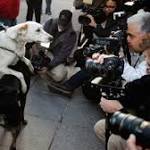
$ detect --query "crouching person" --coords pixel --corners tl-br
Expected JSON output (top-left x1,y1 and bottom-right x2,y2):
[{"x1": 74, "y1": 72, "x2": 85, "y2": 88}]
[{"x1": 37, "y1": 9, "x2": 77, "y2": 82}]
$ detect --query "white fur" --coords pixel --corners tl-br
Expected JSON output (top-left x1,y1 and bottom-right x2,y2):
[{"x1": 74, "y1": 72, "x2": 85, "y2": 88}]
[{"x1": 0, "y1": 21, "x2": 53, "y2": 93}]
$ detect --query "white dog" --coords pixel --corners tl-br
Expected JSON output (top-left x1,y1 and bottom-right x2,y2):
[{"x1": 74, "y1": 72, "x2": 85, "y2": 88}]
[{"x1": 0, "y1": 21, "x2": 53, "y2": 93}]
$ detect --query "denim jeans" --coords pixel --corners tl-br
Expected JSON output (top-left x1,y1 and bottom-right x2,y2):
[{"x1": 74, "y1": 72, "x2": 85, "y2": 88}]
[
  {"x1": 64, "y1": 69, "x2": 91, "y2": 90},
  {"x1": 0, "y1": 18, "x2": 16, "y2": 30},
  {"x1": 45, "y1": 0, "x2": 52, "y2": 13}
]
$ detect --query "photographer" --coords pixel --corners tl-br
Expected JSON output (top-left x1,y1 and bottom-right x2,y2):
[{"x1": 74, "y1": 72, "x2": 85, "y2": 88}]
[
  {"x1": 77, "y1": 0, "x2": 122, "y2": 46},
  {"x1": 94, "y1": 11, "x2": 150, "y2": 150}
]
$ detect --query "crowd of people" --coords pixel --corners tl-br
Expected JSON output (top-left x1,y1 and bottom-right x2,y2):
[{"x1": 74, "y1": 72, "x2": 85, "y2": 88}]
[{"x1": 0, "y1": 0, "x2": 150, "y2": 150}]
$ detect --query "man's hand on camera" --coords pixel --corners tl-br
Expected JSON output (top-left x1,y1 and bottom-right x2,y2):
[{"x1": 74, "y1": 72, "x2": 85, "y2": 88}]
[
  {"x1": 126, "y1": 134, "x2": 143, "y2": 150},
  {"x1": 92, "y1": 53, "x2": 115, "y2": 64},
  {"x1": 36, "y1": 67, "x2": 48, "y2": 75},
  {"x1": 86, "y1": 14, "x2": 97, "y2": 28},
  {"x1": 99, "y1": 97, "x2": 123, "y2": 113}
]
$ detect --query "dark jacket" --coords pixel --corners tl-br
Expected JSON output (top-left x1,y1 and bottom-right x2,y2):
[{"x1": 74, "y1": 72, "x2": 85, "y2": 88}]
[
  {"x1": 94, "y1": 15, "x2": 119, "y2": 37},
  {"x1": 44, "y1": 18, "x2": 77, "y2": 70},
  {"x1": 119, "y1": 75, "x2": 150, "y2": 121}
]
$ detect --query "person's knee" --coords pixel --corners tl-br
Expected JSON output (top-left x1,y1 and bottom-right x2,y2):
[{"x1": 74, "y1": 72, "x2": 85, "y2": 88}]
[
  {"x1": 94, "y1": 119, "x2": 105, "y2": 143},
  {"x1": 48, "y1": 65, "x2": 67, "y2": 82},
  {"x1": 108, "y1": 134, "x2": 126, "y2": 150}
]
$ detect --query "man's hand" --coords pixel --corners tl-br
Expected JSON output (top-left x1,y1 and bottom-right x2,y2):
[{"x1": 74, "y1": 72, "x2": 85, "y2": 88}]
[
  {"x1": 86, "y1": 14, "x2": 97, "y2": 28},
  {"x1": 92, "y1": 53, "x2": 115, "y2": 64},
  {"x1": 126, "y1": 134, "x2": 143, "y2": 150},
  {"x1": 99, "y1": 97, "x2": 123, "y2": 113}
]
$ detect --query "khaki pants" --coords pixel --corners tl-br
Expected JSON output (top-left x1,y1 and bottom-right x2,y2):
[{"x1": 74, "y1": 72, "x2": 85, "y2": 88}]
[
  {"x1": 94, "y1": 119, "x2": 126, "y2": 150},
  {"x1": 46, "y1": 52, "x2": 80, "y2": 82}
]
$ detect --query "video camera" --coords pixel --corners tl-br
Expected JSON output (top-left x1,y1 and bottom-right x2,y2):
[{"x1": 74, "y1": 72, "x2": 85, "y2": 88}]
[
  {"x1": 83, "y1": 29, "x2": 124, "y2": 58},
  {"x1": 109, "y1": 111, "x2": 150, "y2": 148},
  {"x1": 78, "y1": 8, "x2": 107, "y2": 25},
  {"x1": 85, "y1": 56, "x2": 124, "y2": 84}
]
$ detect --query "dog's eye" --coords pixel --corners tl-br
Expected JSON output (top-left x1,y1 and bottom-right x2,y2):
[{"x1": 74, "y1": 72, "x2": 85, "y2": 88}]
[{"x1": 36, "y1": 28, "x2": 41, "y2": 32}]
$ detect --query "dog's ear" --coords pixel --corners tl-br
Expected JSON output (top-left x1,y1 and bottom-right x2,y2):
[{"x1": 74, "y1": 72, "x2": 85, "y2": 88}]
[
  {"x1": 6, "y1": 23, "x2": 28, "y2": 40},
  {"x1": 18, "y1": 24, "x2": 28, "y2": 36}
]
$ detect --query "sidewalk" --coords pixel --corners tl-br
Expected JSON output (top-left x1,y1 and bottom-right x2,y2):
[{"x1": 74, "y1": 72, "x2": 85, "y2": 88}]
[{"x1": 0, "y1": 0, "x2": 105, "y2": 150}]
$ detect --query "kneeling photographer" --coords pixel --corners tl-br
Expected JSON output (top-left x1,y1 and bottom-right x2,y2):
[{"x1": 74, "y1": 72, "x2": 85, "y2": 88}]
[
  {"x1": 94, "y1": 11, "x2": 150, "y2": 150},
  {"x1": 77, "y1": 0, "x2": 122, "y2": 44}
]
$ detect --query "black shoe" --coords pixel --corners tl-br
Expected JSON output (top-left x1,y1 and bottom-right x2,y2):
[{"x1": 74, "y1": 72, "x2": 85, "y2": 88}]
[
  {"x1": 48, "y1": 82, "x2": 73, "y2": 98},
  {"x1": 45, "y1": 11, "x2": 52, "y2": 15}
]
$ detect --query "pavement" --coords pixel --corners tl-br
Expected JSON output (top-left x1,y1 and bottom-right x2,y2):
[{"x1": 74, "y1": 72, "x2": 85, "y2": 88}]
[{"x1": 0, "y1": 0, "x2": 105, "y2": 150}]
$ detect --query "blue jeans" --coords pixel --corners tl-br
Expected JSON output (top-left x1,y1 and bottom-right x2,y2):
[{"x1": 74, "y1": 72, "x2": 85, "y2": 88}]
[
  {"x1": 45, "y1": 0, "x2": 52, "y2": 13},
  {"x1": 64, "y1": 69, "x2": 91, "y2": 90},
  {"x1": 0, "y1": 18, "x2": 17, "y2": 30}
]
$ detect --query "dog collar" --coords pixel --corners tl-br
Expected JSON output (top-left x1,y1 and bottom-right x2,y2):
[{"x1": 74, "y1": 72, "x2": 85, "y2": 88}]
[{"x1": 0, "y1": 46, "x2": 21, "y2": 59}]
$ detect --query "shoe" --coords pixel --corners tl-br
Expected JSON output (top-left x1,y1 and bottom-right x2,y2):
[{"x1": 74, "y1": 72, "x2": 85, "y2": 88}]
[
  {"x1": 45, "y1": 11, "x2": 52, "y2": 15},
  {"x1": 48, "y1": 82, "x2": 73, "y2": 98}
]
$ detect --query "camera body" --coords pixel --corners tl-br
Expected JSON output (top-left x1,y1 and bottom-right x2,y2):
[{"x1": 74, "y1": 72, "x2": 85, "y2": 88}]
[
  {"x1": 83, "y1": 30, "x2": 123, "y2": 58},
  {"x1": 85, "y1": 56, "x2": 124, "y2": 84},
  {"x1": 110, "y1": 111, "x2": 150, "y2": 148},
  {"x1": 83, "y1": 44, "x2": 105, "y2": 57}
]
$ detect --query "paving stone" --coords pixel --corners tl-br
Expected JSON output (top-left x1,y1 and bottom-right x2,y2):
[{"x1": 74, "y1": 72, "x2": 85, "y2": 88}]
[{"x1": 50, "y1": 124, "x2": 105, "y2": 150}]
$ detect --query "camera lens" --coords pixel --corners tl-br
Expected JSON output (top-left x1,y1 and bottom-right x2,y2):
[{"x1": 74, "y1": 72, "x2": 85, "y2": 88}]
[
  {"x1": 110, "y1": 112, "x2": 143, "y2": 138},
  {"x1": 78, "y1": 15, "x2": 91, "y2": 25}
]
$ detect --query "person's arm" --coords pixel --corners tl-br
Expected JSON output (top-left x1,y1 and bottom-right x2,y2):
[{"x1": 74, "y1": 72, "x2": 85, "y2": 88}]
[
  {"x1": 43, "y1": 18, "x2": 53, "y2": 33},
  {"x1": 48, "y1": 32, "x2": 77, "y2": 70}
]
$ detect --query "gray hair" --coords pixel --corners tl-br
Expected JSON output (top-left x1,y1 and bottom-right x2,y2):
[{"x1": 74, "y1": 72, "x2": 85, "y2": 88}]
[{"x1": 127, "y1": 11, "x2": 150, "y2": 33}]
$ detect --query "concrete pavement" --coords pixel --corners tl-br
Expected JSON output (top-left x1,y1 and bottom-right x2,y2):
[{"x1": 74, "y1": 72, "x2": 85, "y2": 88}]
[{"x1": 0, "y1": 0, "x2": 105, "y2": 150}]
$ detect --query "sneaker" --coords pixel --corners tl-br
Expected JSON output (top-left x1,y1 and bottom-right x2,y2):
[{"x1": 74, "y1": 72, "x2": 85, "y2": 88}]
[{"x1": 48, "y1": 82, "x2": 73, "y2": 98}]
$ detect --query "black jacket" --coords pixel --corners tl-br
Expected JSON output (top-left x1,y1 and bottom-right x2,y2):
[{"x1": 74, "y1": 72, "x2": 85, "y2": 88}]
[{"x1": 119, "y1": 75, "x2": 150, "y2": 121}]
